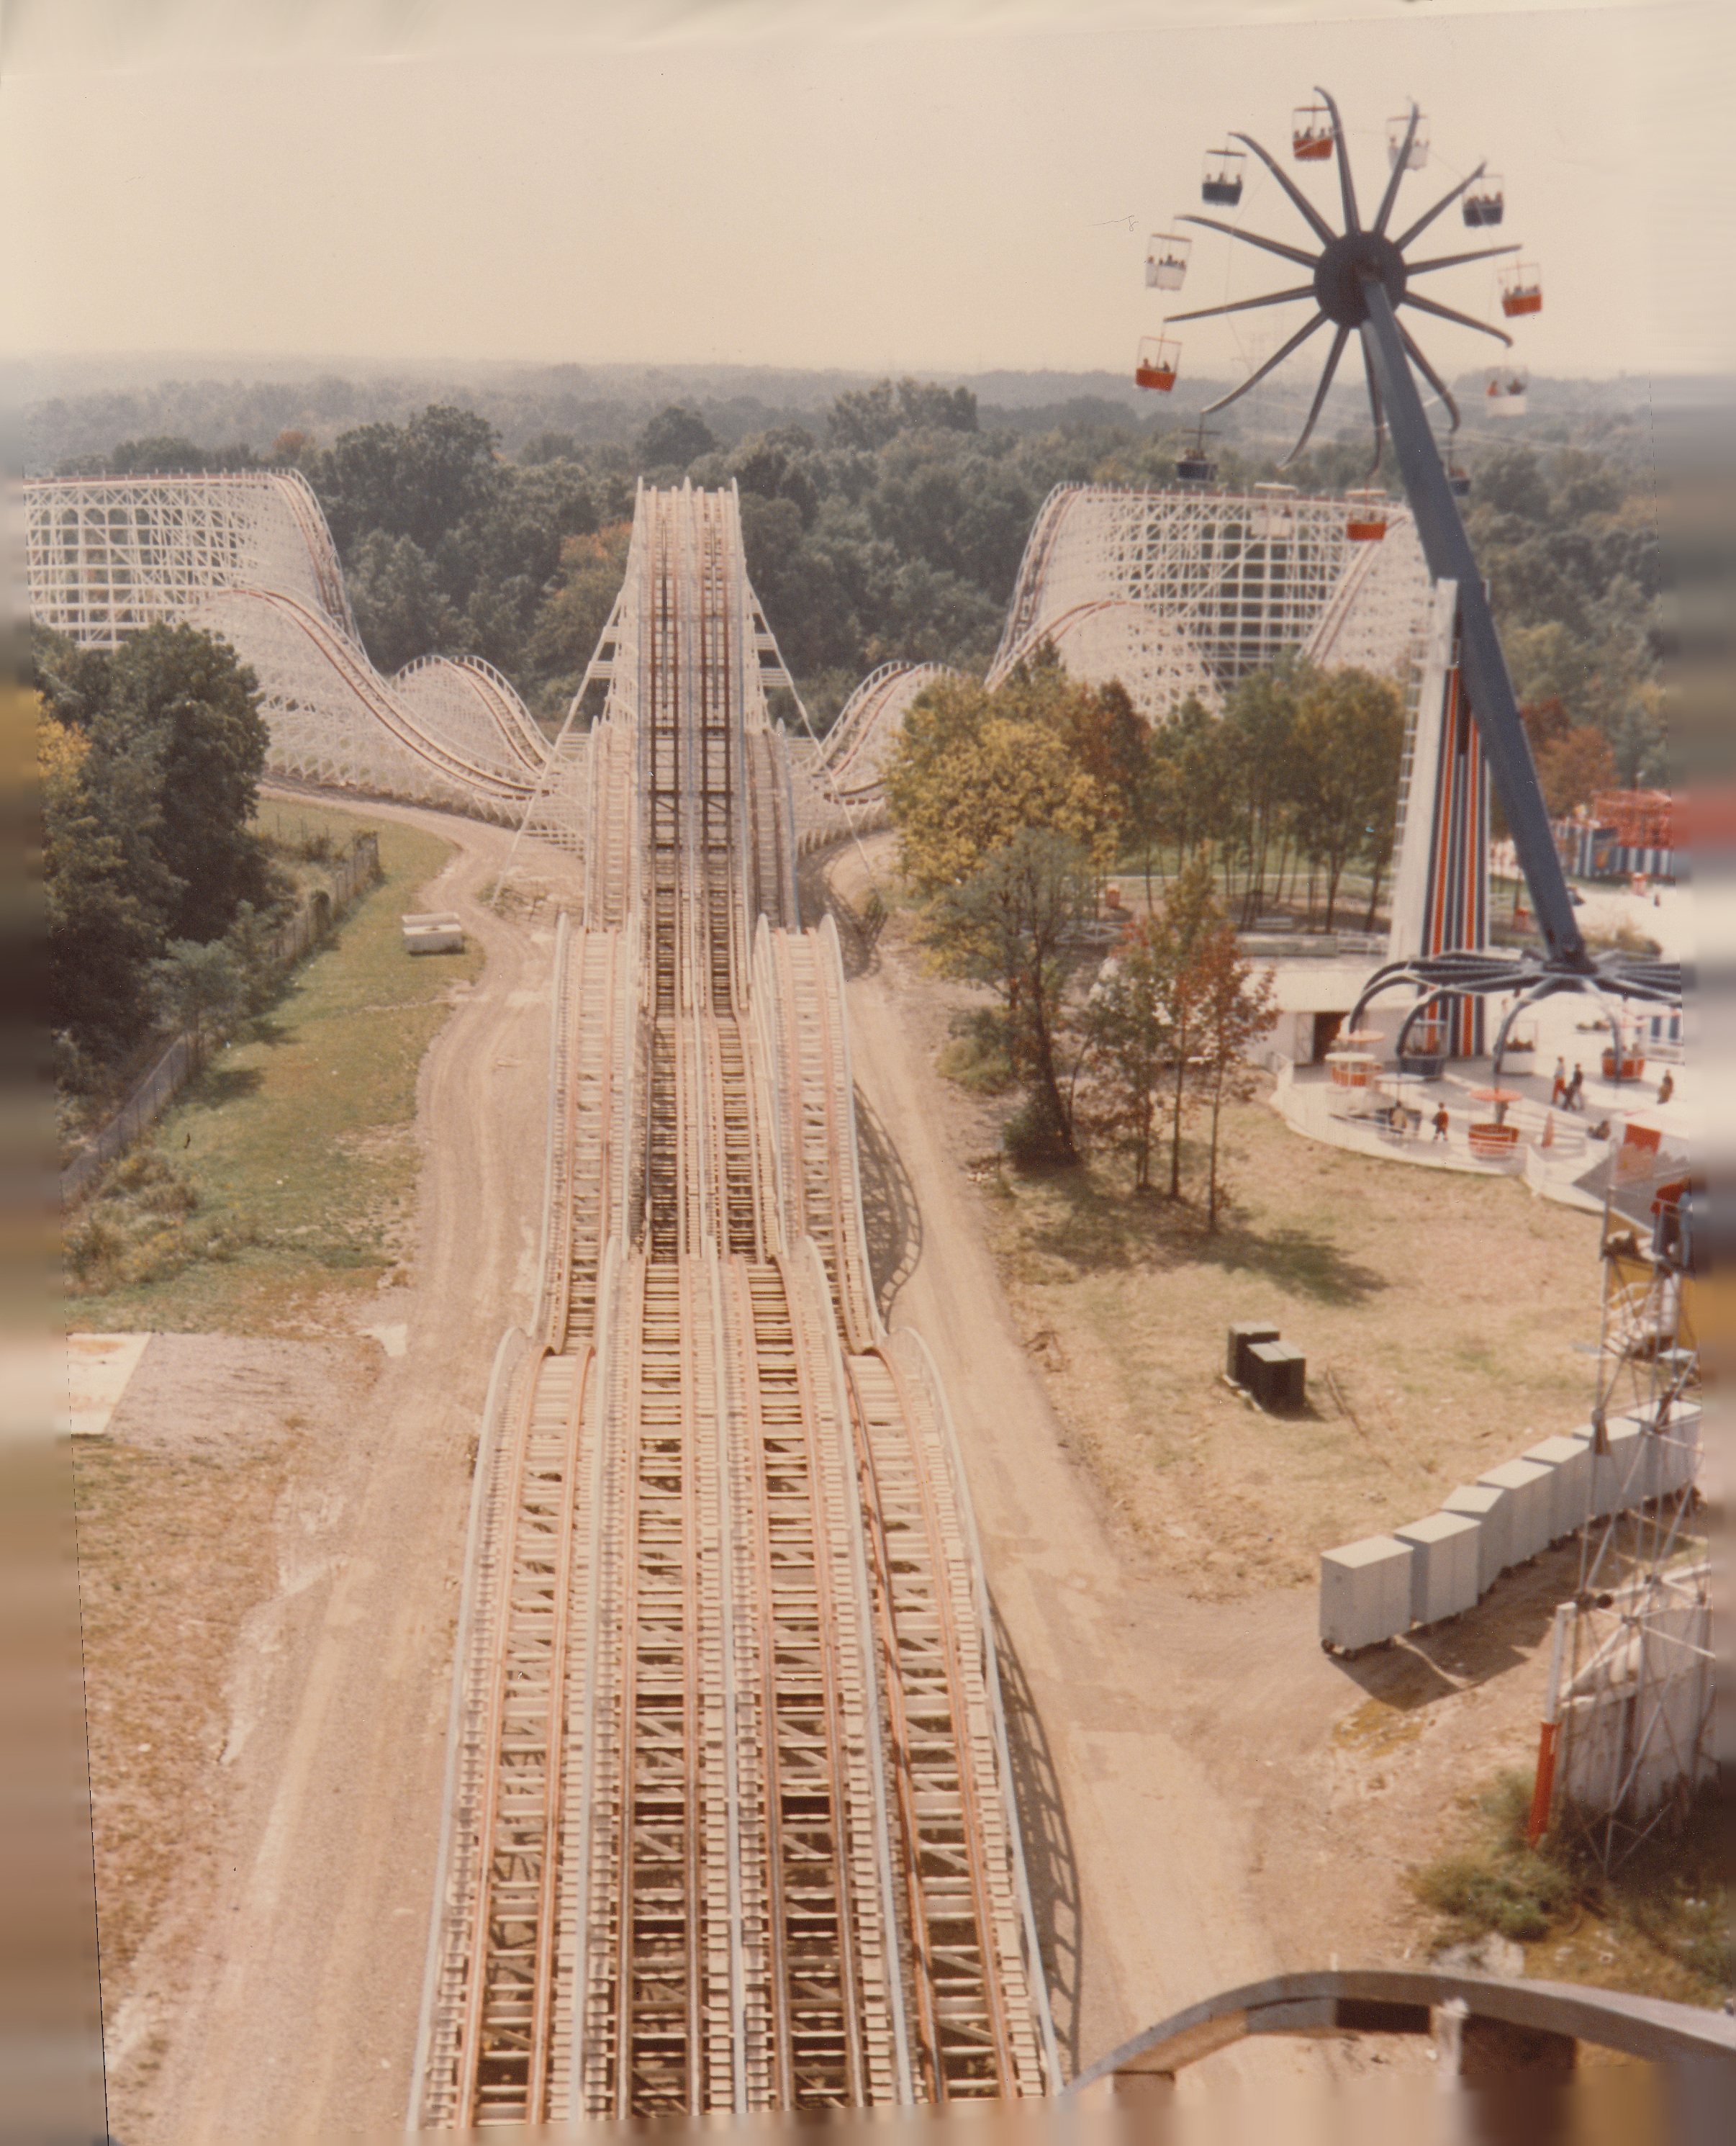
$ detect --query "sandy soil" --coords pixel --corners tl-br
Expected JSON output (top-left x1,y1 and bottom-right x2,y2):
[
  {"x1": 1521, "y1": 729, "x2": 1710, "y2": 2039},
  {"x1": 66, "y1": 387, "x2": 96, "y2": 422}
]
[
  {"x1": 84, "y1": 801, "x2": 567, "y2": 2145},
  {"x1": 813, "y1": 835, "x2": 1582, "y2": 2085}
]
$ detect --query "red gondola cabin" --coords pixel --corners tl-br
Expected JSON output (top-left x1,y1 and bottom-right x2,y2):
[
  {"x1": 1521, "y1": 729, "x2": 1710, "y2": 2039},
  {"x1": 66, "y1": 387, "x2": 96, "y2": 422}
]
[{"x1": 1135, "y1": 335, "x2": 1180, "y2": 392}]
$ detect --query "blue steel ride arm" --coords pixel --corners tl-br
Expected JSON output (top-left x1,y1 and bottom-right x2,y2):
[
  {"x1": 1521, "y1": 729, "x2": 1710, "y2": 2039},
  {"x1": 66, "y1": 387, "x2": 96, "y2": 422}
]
[{"x1": 1357, "y1": 278, "x2": 1589, "y2": 970}]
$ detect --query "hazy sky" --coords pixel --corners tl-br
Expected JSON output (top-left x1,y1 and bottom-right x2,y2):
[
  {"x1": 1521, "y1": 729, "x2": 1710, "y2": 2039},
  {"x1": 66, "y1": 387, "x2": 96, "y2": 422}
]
[{"x1": 4, "y1": 0, "x2": 1730, "y2": 385}]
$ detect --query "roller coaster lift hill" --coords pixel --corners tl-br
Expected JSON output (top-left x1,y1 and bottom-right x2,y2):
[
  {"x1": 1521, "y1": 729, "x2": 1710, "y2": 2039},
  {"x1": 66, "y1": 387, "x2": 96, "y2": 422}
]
[{"x1": 1157, "y1": 90, "x2": 1679, "y2": 1068}]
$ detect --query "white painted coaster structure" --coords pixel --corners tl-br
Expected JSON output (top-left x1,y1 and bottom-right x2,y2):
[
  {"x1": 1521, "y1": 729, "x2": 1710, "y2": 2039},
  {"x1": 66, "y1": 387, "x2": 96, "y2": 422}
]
[
  {"x1": 415, "y1": 482, "x2": 1057, "y2": 2126},
  {"x1": 987, "y1": 480, "x2": 1432, "y2": 716},
  {"x1": 25, "y1": 472, "x2": 552, "y2": 824}
]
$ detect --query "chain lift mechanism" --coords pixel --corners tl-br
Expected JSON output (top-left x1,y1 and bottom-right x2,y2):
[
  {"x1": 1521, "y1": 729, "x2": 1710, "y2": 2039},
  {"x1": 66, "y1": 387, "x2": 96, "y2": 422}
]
[{"x1": 1163, "y1": 89, "x2": 1679, "y2": 1066}]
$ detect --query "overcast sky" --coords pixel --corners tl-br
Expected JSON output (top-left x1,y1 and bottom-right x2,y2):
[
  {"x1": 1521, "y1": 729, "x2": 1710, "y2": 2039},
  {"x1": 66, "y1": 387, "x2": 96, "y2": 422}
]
[{"x1": 4, "y1": 0, "x2": 1730, "y2": 387}]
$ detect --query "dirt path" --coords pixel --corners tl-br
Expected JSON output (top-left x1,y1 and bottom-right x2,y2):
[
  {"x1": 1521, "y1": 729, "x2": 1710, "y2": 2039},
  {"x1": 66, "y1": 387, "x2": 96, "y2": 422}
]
[{"x1": 123, "y1": 804, "x2": 568, "y2": 2145}]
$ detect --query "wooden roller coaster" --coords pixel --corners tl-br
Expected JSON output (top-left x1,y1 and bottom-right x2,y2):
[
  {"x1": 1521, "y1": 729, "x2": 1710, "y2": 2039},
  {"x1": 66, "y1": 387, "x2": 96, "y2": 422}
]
[{"x1": 411, "y1": 482, "x2": 1057, "y2": 2125}]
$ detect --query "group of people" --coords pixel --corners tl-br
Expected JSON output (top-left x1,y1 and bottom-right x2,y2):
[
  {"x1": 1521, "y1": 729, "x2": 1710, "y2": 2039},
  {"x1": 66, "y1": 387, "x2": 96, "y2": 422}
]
[{"x1": 1550, "y1": 1058, "x2": 1586, "y2": 1113}]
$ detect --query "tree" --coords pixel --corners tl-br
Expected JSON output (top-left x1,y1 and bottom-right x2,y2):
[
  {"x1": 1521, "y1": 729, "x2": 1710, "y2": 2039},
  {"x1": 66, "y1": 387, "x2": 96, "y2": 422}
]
[
  {"x1": 148, "y1": 937, "x2": 246, "y2": 1047},
  {"x1": 527, "y1": 523, "x2": 634, "y2": 687},
  {"x1": 1219, "y1": 654, "x2": 1316, "y2": 921},
  {"x1": 1290, "y1": 667, "x2": 1405, "y2": 931},
  {"x1": 1534, "y1": 723, "x2": 1618, "y2": 818},
  {"x1": 96, "y1": 623, "x2": 270, "y2": 944},
  {"x1": 927, "y1": 830, "x2": 1096, "y2": 1163},
  {"x1": 884, "y1": 662, "x2": 1131, "y2": 900},
  {"x1": 638, "y1": 404, "x2": 717, "y2": 469},
  {"x1": 1151, "y1": 858, "x2": 1221, "y2": 1198},
  {"x1": 1078, "y1": 914, "x2": 1175, "y2": 1192},
  {"x1": 1191, "y1": 926, "x2": 1278, "y2": 1233}
]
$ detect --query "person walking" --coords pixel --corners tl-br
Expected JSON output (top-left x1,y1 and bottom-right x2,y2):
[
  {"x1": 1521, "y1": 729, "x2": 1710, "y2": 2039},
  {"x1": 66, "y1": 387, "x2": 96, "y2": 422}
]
[
  {"x1": 1432, "y1": 1104, "x2": 1450, "y2": 1143},
  {"x1": 1551, "y1": 1056, "x2": 1568, "y2": 1108},
  {"x1": 1565, "y1": 1064, "x2": 1585, "y2": 1112},
  {"x1": 1658, "y1": 1069, "x2": 1675, "y2": 1106}
]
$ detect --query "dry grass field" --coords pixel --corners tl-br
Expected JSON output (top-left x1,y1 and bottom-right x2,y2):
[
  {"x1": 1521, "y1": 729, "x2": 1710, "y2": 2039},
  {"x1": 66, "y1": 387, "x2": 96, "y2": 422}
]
[{"x1": 978, "y1": 1099, "x2": 1604, "y2": 1597}]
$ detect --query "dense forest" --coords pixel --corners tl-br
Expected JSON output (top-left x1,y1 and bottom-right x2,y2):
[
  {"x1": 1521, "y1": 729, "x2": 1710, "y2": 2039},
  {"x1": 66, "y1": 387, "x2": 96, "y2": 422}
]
[
  {"x1": 35, "y1": 365, "x2": 1666, "y2": 784},
  {"x1": 37, "y1": 364, "x2": 1666, "y2": 1096}
]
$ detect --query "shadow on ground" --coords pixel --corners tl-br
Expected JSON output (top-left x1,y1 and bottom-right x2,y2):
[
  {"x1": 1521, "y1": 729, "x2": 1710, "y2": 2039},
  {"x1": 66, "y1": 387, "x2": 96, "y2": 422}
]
[
  {"x1": 991, "y1": 1596, "x2": 1084, "y2": 2080},
  {"x1": 853, "y1": 1087, "x2": 922, "y2": 1320},
  {"x1": 1008, "y1": 1168, "x2": 1388, "y2": 1307}
]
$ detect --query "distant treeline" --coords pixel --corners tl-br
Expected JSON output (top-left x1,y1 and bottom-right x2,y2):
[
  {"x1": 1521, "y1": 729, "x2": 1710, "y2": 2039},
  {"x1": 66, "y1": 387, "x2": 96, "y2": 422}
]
[{"x1": 30, "y1": 366, "x2": 1664, "y2": 777}]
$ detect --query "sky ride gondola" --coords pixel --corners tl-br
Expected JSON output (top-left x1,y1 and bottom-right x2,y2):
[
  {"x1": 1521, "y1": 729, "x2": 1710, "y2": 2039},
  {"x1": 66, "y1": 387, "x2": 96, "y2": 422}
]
[
  {"x1": 1446, "y1": 456, "x2": 1472, "y2": 497},
  {"x1": 1486, "y1": 366, "x2": 1529, "y2": 414},
  {"x1": 1135, "y1": 335, "x2": 1180, "y2": 392},
  {"x1": 1344, "y1": 489, "x2": 1390, "y2": 541},
  {"x1": 1463, "y1": 175, "x2": 1505, "y2": 227},
  {"x1": 1175, "y1": 418, "x2": 1217, "y2": 482},
  {"x1": 1500, "y1": 263, "x2": 1543, "y2": 316},
  {"x1": 1387, "y1": 110, "x2": 1429, "y2": 168},
  {"x1": 1201, "y1": 148, "x2": 1245, "y2": 206},
  {"x1": 1292, "y1": 104, "x2": 1334, "y2": 160},
  {"x1": 1145, "y1": 232, "x2": 1190, "y2": 291}
]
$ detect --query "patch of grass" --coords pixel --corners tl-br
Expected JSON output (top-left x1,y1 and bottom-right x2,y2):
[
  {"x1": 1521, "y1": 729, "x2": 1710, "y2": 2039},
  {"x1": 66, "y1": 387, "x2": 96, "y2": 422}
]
[
  {"x1": 1412, "y1": 1769, "x2": 1732, "y2": 2004},
  {"x1": 69, "y1": 805, "x2": 483, "y2": 1331},
  {"x1": 936, "y1": 1008, "x2": 1015, "y2": 1095},
  {"x1": 977, "y1": 1090, "x2": 1601, "y2": 1593}
]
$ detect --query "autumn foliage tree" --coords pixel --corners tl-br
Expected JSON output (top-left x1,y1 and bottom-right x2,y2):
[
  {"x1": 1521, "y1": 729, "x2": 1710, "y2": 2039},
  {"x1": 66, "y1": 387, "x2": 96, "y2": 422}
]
[{"x1": 1190, "y1": 925, "x2": 1278, "y2": 1232}]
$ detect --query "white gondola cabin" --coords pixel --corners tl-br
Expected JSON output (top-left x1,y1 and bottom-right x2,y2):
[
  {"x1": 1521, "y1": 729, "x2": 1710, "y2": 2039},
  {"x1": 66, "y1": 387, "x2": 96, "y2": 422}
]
[
  {"x1": 1446, "y1": 458, "x2": 1472, "y2": 498},
  {"x1": 1250, "y1": 481, "x2": 1296, "y2": 541},
  {"x1": 1144, "y1": 233, "x2": 1190, "y2": 291},
  {"x1": 1500, "y1": 263, "x2": 1542, "y2": 317},
  {"x1": 1201, "y1": 148, "x2": 1245, "y2": 207},
  {"x1": 1386, "y1": 112, "x2": 1430, "y2": 170},
  {"x1": 1135, "y1": 336, "x2": 1180, "y2": 392},
  {"x1": 1463, "y1": 176, "x2": 1505, "y2": 227},
  {"x1": 1485, "y1": 366, "x2": 1529, "y2": 415},
  {"x1": 1344, "y1": 489, "x2": 1390, "y2": 542},
  {"x1": 1292, "y1": 104, "x2": 1334, "y2": 161}
]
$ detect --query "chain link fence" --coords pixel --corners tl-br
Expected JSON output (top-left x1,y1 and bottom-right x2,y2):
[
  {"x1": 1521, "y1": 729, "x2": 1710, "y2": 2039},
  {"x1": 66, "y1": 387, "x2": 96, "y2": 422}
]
[{"x1": 60, "y1": 833, "x2": 381, "y2": 1207}]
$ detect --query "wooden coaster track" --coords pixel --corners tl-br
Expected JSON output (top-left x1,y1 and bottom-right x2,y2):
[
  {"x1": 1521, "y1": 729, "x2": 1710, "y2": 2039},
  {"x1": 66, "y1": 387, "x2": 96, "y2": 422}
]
[{"x1": 413, "y1": 483, "x2": 1057, "y2": 2128}]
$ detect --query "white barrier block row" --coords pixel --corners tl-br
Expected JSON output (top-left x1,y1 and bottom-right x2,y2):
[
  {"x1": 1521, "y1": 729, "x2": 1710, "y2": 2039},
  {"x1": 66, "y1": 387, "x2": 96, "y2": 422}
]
[
  {"x1": 1393, "y1": 1512, "x2": 1481, "y2": 1626},
  {"x1": 1522, "y1": 1435, "x2": 1591, "y2": 1542},
  {"x1": 1441, "y1": 1482, "x2": 1508, "y2": 1595},
  {"x1": 1478, "y1": 1457, "x2": 1554, "y2": 1566},
  {"x1": 1319, "y1": 1535, "x2": 1413, "y2": 1652}
]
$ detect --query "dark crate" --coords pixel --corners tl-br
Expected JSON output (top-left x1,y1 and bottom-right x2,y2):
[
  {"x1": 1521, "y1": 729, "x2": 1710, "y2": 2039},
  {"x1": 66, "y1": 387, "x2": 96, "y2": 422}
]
[
  {"x1": 1247, "y1": 1340, "x2": 1307, "y2": 1412},
  {"x1": 1227, "y1": 1322, "x2": 1281, "y2": 1384}
]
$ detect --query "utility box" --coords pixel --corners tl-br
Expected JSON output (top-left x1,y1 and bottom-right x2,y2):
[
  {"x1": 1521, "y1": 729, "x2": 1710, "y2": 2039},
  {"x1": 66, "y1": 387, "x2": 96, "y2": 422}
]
[
  {"x1": 1394, "y1": 1512, "x2": 1482, "y2": 1626},
  {"x1": 1442, "y1": 1482, "x2": 1509, "y2": 1596},
  {"x1": 402, "y1": 910, "x2": 464, "y2": 954},
  {"x1": 1226, "y1": 1322, "x2": 1280, "y2": 1384},
  {"x1": 1478, "y1": 1458, "x2": 1554, "y2": 1566},
  {"x1": 1247, "y1": 1340, "x2": 1306, "y2": 1412},
  {"x1": 1522, "y1": 1436, "x2": 1592, "y2": 1543},
  {"x1": 1319, "y1": 1535, "x2": 1414, "y2": 1652}
]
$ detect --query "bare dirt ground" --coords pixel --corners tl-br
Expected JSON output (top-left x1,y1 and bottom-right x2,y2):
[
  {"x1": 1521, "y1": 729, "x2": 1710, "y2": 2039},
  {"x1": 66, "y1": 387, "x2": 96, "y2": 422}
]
[
  {"x1": 811, "y1": 834, "x2": 1611, "y2": 2084},
  {"x1": 77, "y1": 801, "x2": 1636, "y2": 2141},
  {"x1": 76, "y1": 800, "x2": 567, "y2": 2145}
]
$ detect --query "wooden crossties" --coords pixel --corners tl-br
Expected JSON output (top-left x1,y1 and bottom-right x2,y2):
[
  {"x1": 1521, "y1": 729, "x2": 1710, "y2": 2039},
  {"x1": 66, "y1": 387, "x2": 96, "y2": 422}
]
[{"x1": 415, "y1": 483, "x2": 1054, "y2": 2128}]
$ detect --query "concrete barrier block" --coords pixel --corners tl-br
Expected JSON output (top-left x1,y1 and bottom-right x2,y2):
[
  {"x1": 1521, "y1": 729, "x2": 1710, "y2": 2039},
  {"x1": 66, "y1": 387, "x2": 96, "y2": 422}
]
[
  {"x1": 1522, "y1": 1436, "x2": 1592, "y2": 1543},
  {"x1": 1478, "y1": 1457, "x2": 1554, "y2": 1566},
  {"x1": 1393, "y1": 1512, "x2": 1481, "y2": 1625},
  {"x1": 1442, "y1": 1482, "x2": 1509, "y2": 1595},
  {"x1": 1319, "y1": 1535, "x2": 1414, "y2": 1651}
]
